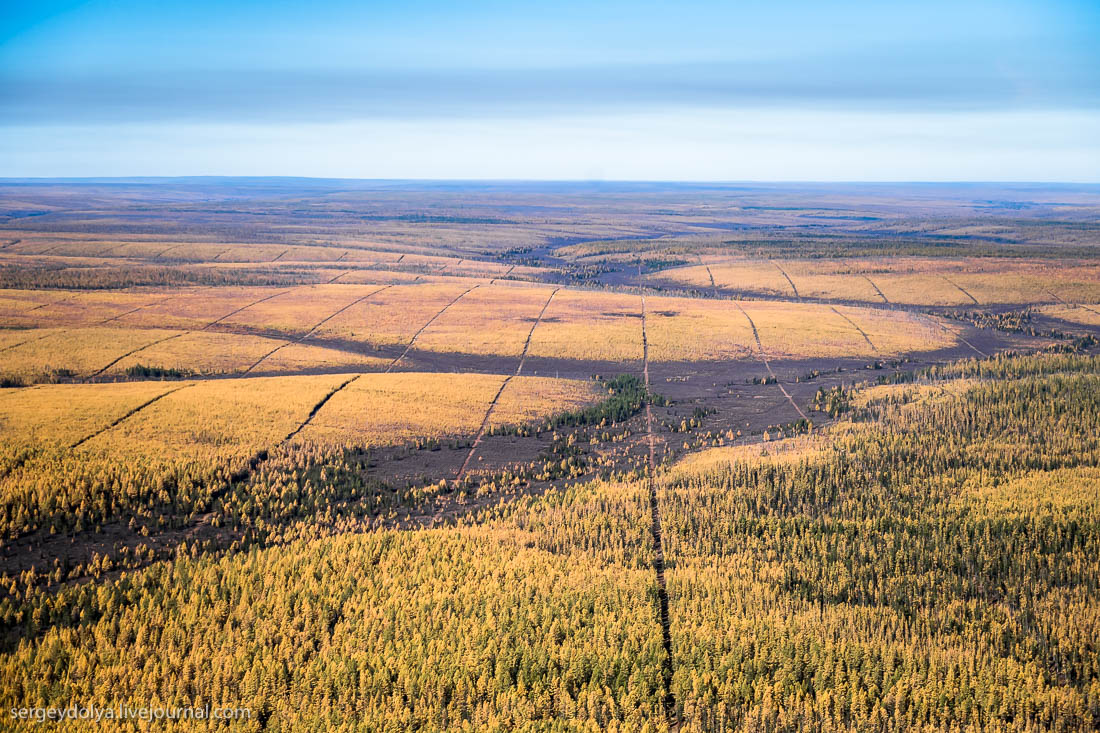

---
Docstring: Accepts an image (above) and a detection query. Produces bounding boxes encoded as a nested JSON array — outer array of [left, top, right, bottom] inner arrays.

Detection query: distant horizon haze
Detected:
[[1, 1, 1098, 180]]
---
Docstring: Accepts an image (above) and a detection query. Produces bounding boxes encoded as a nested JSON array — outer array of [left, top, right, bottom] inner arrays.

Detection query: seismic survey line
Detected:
[[91, 333, 186, 377], [733, 302, 811, 422], [941, 275, 980, 306], [202, 289, 294, 330], [771, 260, 801, 300], [862, 275, 890, 304], [641, 294, 679, 726], [455, 287, 561, 480], [830, 306, 879, 353], [242, 285, 394, 374], [385, 284, 481, 372]]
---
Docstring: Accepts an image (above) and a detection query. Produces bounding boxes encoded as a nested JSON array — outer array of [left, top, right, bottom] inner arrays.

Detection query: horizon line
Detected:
[[3, 176, 1100, 186]]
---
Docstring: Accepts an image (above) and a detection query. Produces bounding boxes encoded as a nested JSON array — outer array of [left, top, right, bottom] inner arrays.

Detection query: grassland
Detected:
[[653, 257, 1100, 307], [293, 372, 602, 447], [0, 372, 605, 541]]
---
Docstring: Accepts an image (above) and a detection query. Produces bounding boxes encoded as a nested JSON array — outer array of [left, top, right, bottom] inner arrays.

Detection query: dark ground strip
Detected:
[[455, 374, 514, 481], [919, 313, 987, 357], [91, 332, 185, 377], [830, 306, 879, 353], [697, 256, 717, 290], [641, 294, 678, 726], [1046, 289, 1100, 317], [456, 287, 560, 480], [770, 260, 801, 300], [282, 375, 362, 442], [863, 274, 890, 303], [733, 302, 811, 422], [98, 294, 178, 325], [23, 294, 76, 313], [201, 289, 294, 329], [243, 285, 394, 374], [386, 284, 481, 371], [271, 249, 290, 262], [69, 384, 192, 450], [0, 329, 60, 354], [154, 243, 183, 259], [0, 239, 21, 250], [942, 275, 980, 305]]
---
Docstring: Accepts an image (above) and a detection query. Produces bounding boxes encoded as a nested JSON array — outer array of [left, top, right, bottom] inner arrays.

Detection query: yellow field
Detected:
[[950, 267, 1100, 305], [741, 301, 954, 358], [644, 295, 755, 362], [86, 375, 343, 460], [1038, 304, 1100, 328], [787, 273, 884, 302], [412, 284, 557, 356], [867, 273, 980, 305], [310, 282, 474, 347], [671, 433, 828, 477], [709, 261, 795, 297], [108, 331, 389, 376], [653, 257, 1100, 306], [0, 327, 390, 380], [0, 327, 184, 380], [489, 375, 606, 428], [527, 289, 644, 362], [0, 289, 61, 314], [0, 289, 153, 326], [216, 283, 392, 335], [0, 381, 175, 457], [296, 372, 603, 446]]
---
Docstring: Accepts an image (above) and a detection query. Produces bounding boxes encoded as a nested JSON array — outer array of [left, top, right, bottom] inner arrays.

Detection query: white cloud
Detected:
[[3, 108, 1098, 180]]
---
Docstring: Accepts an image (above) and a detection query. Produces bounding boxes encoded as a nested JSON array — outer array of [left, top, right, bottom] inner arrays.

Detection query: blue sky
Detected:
[[1, 0, 1098, 180]]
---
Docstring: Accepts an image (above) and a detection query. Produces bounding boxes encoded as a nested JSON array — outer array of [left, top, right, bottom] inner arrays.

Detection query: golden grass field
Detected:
[[644, 295, 757, 362], [0, 327, 391, 380], [526, 289, 645, 362], [0, 371, 604, 538], [1039, 303, 1100, 328], [411, 284, 558, 356], [1, 372, 604, 458], [1, 327, 184, 380], [0, 380, 176, 457], [296, 372, 603, 446], [0, 281, 966, 384], [655, 257, 1100, 306], [743, 301, 956, 358]]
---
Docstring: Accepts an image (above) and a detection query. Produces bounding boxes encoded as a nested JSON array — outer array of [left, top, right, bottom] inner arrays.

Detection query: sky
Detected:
[[1, 0, 1098, 180]]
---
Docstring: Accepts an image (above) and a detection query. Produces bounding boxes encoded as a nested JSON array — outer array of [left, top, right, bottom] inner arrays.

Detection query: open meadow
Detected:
[[1, 180, 1099, 731]]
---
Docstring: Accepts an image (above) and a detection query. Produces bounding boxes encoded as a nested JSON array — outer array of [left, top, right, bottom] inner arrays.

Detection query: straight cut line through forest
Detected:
[[641, 293, 678, 726]]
